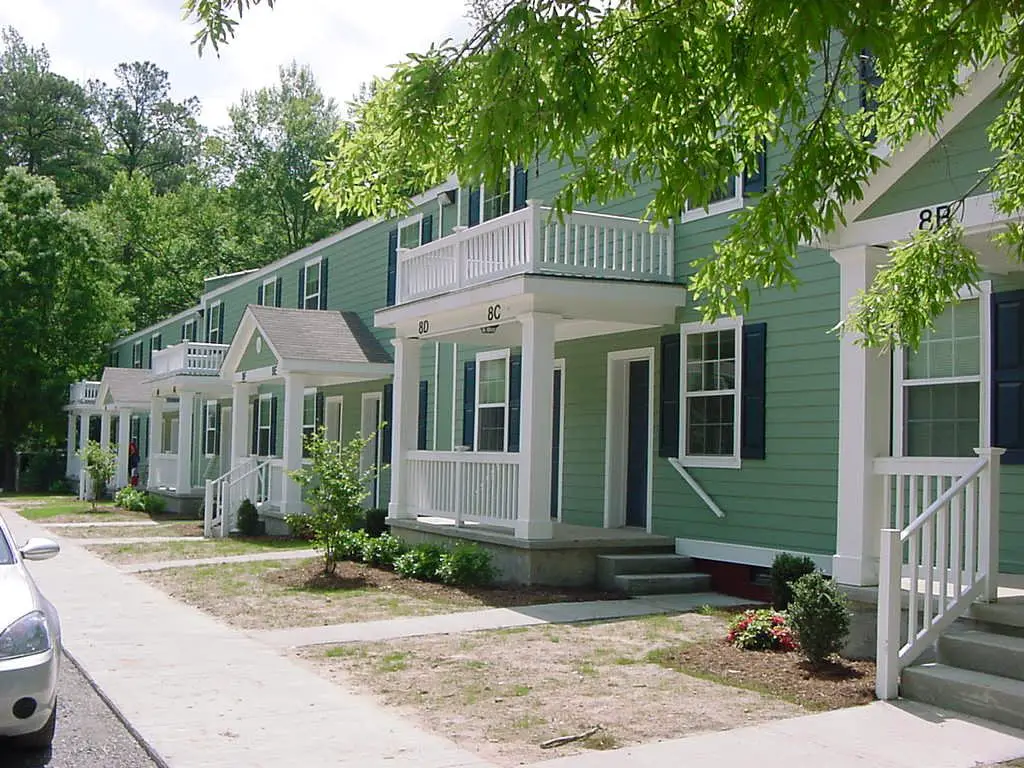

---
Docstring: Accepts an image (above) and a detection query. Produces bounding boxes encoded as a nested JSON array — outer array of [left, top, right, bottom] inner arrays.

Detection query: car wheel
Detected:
[[13, 701, 56, 750]]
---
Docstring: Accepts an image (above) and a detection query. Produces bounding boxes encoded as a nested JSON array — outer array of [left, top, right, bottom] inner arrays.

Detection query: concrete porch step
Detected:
[[967, 600, 1024, 635], [901, 663, 1024, 731], [940, 630, 1024, 682], [613, 572, 712, 596], [596, 553, 695, 586]]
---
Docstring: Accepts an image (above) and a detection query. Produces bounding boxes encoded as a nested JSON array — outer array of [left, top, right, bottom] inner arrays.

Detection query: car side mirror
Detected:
[[19, 538, 60, 561]]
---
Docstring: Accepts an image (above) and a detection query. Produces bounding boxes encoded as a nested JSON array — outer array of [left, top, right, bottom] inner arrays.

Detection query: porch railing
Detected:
[[147, 452, 178, 489], [69, 381, 100, 405], [404, 450, 522, 528], [150, 342, 228, 377], [396, 202, 674, 304], [875, 449, 1003, 700], [204, 458, 271, 538]]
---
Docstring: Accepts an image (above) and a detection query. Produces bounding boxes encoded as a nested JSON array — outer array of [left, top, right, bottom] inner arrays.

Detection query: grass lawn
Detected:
[[299, 612, 837, 767], [2, 495, 143, 522], [86, 536, 312, 564], [139, 558, 620, 631], [56, 521, 204, 539]]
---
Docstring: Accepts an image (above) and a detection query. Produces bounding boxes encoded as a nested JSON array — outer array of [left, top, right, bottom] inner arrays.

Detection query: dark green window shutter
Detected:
[[512, 165, 528, 210], [418, 380, 429, 450], [180, 324, 187, 342], [319, 258, 329, 309], [659, 333, 680, 458], [251, 399, 259, 455], [462, 360, 476, 448], [257, 282, 264, 305], [269, 396, 279, 456], [381, 384, 393, 463], [743, 139, 768, 194], [993, 290, 1024, 463], [507, 354, 522, 451], [421, 214, 433, 244], [386, 229, 398, 306], [215, 404, 223, 455], [217, 309, 225, 344], [146, 341, 152, 368], [297, 266, 305, 307], [206, 309, 213, 341], [315, 391, 325, 429], [741, 322, 768, 460], [275, 277, 282, 308], [468, 187, 481, 227]]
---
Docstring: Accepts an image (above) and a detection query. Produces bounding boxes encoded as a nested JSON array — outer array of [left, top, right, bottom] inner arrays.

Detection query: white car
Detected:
[[0, 513, 61, 750]]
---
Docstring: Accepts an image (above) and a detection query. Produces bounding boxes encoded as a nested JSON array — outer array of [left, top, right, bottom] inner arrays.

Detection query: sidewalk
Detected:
[[5, 503, 1024, 768]]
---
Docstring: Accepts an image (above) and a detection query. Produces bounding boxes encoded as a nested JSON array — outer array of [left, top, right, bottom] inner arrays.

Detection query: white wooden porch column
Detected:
[[148, 396, 163, 489], [77, 411, 92, 500], [281, 374, 307, 515], [99, 411, 111, 452], [115, 408, 131, 487], [231, 383, 256, 468], [832, 245, 890, 586], [175, 393, 194, 493], [516, 312, 557, 539], [388, 338, 420, 521], [65, 412, 76, 477]]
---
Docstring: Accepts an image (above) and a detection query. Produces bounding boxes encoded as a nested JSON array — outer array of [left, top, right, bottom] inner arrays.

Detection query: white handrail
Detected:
[[876, 447, 1004, 700], [204, 458, 271, 538]]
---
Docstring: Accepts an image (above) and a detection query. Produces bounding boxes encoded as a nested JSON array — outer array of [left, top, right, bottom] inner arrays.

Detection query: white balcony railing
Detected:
[[405, 450, 522, 528], [69, 381, 100, 405], [150, 342, 228, 378], [397, 202, 674, 304]]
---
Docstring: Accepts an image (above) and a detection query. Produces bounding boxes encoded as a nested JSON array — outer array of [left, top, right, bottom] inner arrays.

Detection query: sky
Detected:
[[0, 0, 473, 128]]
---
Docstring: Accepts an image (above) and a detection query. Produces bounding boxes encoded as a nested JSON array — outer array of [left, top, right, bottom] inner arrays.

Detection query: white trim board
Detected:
[[674, 538, 834, 575]]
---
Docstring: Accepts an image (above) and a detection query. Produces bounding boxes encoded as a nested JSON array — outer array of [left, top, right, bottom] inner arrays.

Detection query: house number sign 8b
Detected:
[[918, 204, 954, 231]]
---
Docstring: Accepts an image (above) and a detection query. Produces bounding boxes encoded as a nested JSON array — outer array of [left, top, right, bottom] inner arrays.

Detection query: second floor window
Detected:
[[207, 303, 223, 344], [260, 276, 281, 307], [181, 319, 197, 342], [131, 341, 143, 369], [303, 260, 320, 309]]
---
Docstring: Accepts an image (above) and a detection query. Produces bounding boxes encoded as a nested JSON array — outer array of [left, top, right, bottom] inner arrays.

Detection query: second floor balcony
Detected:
[[68, 380, 100, 406], [150, 342, 229, 379], [396, 201, 675, 305]]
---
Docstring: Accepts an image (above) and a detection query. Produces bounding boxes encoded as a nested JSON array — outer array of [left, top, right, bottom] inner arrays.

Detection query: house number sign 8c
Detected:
[[486, 304, 502, 322]]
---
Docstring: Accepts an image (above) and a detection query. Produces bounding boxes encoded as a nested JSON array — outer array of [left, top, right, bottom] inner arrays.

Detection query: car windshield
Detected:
[[0, 523, 14, 565]]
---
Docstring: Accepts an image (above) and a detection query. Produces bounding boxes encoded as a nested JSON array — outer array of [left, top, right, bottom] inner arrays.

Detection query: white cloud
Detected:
[[0, 0, 471, 128]]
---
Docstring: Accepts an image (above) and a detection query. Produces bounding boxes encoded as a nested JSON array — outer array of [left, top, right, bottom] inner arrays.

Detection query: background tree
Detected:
[[0, 27, 107, 206], [89, 61, 203, 193], [213, 61, 344, 263], [188, 0, 1024, 349], [0, 168, 128, 487]]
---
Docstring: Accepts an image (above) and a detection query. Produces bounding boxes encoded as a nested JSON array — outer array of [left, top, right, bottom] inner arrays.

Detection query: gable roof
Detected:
[[98, 367, 152, 409], [247, 307, 392, 366]]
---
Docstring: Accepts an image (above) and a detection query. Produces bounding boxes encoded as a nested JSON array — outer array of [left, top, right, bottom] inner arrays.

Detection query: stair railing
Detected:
[[203, 458, 271, 538]]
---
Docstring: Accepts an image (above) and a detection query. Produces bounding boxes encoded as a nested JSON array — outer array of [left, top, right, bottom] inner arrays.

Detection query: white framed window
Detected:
[[681, 175, 745, 222], [261, 276, 280, 307], [256, 394, 273, 457], [680, 317, 743, 468], [398, 213, 424, 251], [131, 341, 143, 369], [475, 349, 510, 452], [207, 302, 223, 344], [301, 387, 322, 456], [181, 318, 197, 342], [893, 284, 990, 458], [303, 258, 321, 309], [203, 400, 218, 456]]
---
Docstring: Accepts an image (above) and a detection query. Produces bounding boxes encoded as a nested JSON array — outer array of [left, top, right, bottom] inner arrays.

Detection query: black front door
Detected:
[[625, 359, 650, 527], [550, 367, 563, 519]]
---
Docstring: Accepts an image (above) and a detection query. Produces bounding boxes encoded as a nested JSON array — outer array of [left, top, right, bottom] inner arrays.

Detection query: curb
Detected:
[[63, 647, 171, 768]]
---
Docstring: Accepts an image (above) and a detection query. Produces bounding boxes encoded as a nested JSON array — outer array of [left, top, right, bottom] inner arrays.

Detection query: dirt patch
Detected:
[[55, 522, 204, 539], [85, 536, 311, 564], [141, 558, 622, 630], [647, 639, 876, 711], [299, 613, 808, 766]]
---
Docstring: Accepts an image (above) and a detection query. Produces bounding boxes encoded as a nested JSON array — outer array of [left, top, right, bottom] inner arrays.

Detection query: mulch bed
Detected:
[[270, 558, 624, 608], [652, 639, 876, 711]]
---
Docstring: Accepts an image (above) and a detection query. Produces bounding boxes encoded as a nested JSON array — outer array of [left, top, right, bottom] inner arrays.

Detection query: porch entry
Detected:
[[605, 348, 654, 530]]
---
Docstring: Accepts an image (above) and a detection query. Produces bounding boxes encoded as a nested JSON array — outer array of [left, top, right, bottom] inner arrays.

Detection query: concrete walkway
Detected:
[[254, 593, 752, 649], [4, 503, 1024, 768], [121, 548, 318, 573]]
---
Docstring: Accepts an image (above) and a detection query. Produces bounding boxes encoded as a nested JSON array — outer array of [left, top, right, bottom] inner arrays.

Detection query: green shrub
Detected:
[[114, 486, 146, 511], [394, 544, 446, 581], [363, 508, 388, 538], [436, 544, 495, 586], [726, 609, 797, 652], [236, 498, 262, 536], [770, 553, 818, 610], [337, 529, 371, 561], [285, 513, 315, 540], [361, 533, 405, 567], [141, 492, 167, 515], [788, 572, 851, 666]]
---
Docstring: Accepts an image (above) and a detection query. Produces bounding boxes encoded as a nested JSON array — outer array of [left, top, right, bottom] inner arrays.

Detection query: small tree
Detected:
[[81, 440, 116, 509], [288, 427, 382, 574]]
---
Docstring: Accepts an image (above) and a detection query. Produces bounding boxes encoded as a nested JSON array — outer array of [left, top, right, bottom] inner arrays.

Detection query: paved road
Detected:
[[0, 653, 159, 768]]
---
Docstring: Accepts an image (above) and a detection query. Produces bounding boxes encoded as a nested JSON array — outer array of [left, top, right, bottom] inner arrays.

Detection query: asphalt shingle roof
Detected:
[[100, 367, 152, 406], [248, 307, 392, 366]]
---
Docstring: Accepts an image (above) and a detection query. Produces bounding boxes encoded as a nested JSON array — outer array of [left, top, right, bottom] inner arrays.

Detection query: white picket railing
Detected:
[[150, 342, 228, 377], [396, 202, 674, 303], [147, 453, 178, 489], [405, 450, 522, 527], [69, 381, 100, 405], [875, 448, 1004, 699], [204, 458, 272, 538]]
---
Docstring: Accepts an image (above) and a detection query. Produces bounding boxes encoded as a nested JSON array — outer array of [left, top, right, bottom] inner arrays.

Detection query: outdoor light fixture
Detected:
[[480, 325, 499, 335]]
